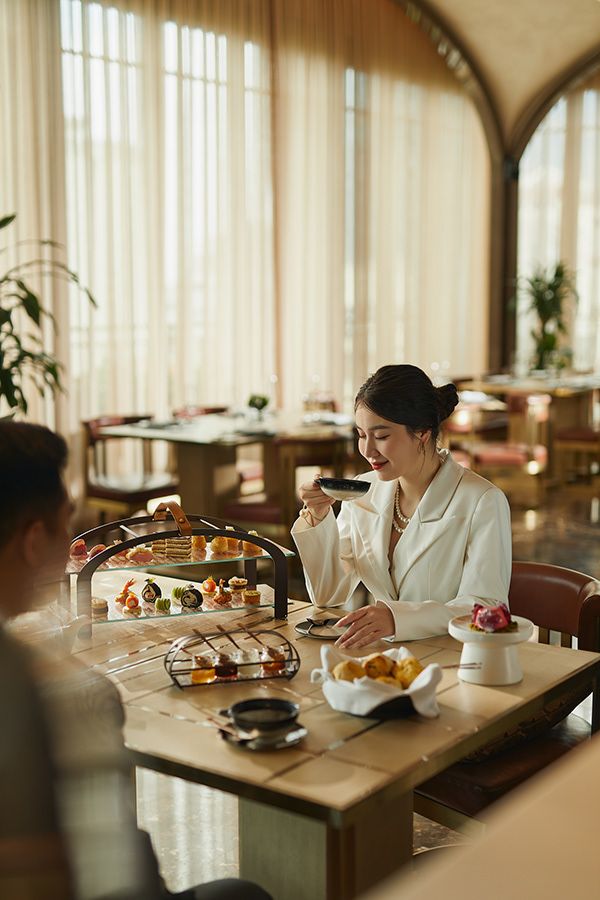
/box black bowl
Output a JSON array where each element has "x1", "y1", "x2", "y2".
[
  {"x1": 227, "y1": 698, "x2": 300, "y2": 733},
  {"x1": 316, "y1": 476, "x2": 370, "y2": 501}
]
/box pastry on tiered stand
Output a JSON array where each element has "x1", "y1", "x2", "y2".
[
  {"x1": 200, "y1": 576, "x2": 217, "y2": 605},
  {"x1": 151, "y1": 535, "x2": 192, "y2": 561},
  {"x1": 141, "y1": 578, "x2": 161, "y2": 603},
  {"x1": 228, "y1": 577, "x2": 248, "y2": 607},
  {"x1": 241, "y1": 531, "x2": 262, "y2": 556},
  {"x1": 211, "y1": 580, "x2": 232, "y2": 609}
]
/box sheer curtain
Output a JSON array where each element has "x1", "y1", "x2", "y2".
[
  {"x1": 517, "y1": 70, "x2": 600, "y2": 371},
  {"x1": 2, "y1": 0, "x2": 491, "y2": 433},
  {"x1": 274, "y1": 0, "x2": 490, "y2": 409}
]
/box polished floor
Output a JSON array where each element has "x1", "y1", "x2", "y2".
[{"x1": 136, "y1": 485, "x2": 600, "y2": 894}]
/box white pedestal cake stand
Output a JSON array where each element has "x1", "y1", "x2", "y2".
[{"x1": 448, "y1": 615, "x2": 534, "y2": 686}]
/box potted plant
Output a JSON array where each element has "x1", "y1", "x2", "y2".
[
  {"x1": 0, "y1": 213, "x2": 96, "y2": 415},
  {"x1": 521, "y1": 261, "x2": 578, "y2": 372}
]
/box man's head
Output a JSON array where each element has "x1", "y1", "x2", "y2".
[{"x1": 0, "y1": 422, "x2": 71, "y2": 616}]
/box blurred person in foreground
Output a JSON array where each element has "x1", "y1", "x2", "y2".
[{"x1": 0, "y1": 421, "x2": 271, "y2": 900}]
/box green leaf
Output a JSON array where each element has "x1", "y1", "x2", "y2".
[
  {"x1": 0, "y1": 214, "x2": 16, "y2": 231},
  {"x1": 15, "y1": 281, "x2": 42, "y2": 326}
]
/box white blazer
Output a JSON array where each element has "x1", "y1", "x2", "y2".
[{"x1": 291, "y1": 450, "x2": 512, "y2": 641}]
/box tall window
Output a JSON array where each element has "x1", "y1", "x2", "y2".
[
  {"x1": 517, "y1": 72, "x2": 600, "y2": 370},
  {"x1": 27, "y1": 0, "x2": 492, "y2": 426}
]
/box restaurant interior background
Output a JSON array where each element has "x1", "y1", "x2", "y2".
[{"x1": 2, "y1": 0, "x2": 600, "y2": 893}]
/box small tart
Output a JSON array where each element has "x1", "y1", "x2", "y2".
[{"x1": 242, "y1": 589, "x2": 261, "y2": 606}]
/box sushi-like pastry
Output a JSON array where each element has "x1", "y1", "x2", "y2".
[
  {"x1": 88, "y1": 543, "x2": 106, "y2": 558},
  {"x1": 141, "y1": 578, "x2": 161, "y2": 603},
  {"x1": 362, "y1": 653, "x2": 395, "y2": 679},
  {"x1": 210, "y1": 535, "x2": 229, "y2": 554},
  {"x1": 125, "y1": 592, "x2": 139, "y2": 610},
  {"x1": 225, "y1": 526, "x2": 240, "y2": 553},
  {"x1": 181, "y1": 584, "x2": 203, "y2": 609},
  {"x1": 126, "y1": 546, "x2": 154, "y2": 564},
  {"x1": 123, "y1": 605, "x2": 142, "y2": 617},
  {"x1": 192, "y1": 534, "x2": 207, "y2": 550},
  {"x1": 241, "y1": 530, "x2": 262, "y2": 556},
  {"x1": 115, "y1": 578, "x2": 136, "y2": 605},
  {"x1": 155, "y1": 596, "x2": 171, "y2": 612},
  {"x1": 242, "y1": 589, "x2": 261, "y2": 606},
  {"x1": 110, "y1": 541, "x2": 129, "y2": 560},
  {"x1": 200, "y1": 576, "x2": 217, "y2": 603},
  {"x1": 69, "y1": 538, "x2": 87, "y2": 558},
  {"x1": 392, "y1": 656, "x2": 424, "y2": 689}
]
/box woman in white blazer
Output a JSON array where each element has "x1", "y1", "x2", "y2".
[{"x1": 292, "y1": 365, "x2": 512, "y2": 648}]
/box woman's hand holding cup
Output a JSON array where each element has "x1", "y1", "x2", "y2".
[{"x1": 298, "y1": 473, "x2": 335, "y2": 522}]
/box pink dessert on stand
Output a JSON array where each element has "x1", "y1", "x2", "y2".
[{"x1": 470, "y1": 602, "x2": 518, "y2": 634}]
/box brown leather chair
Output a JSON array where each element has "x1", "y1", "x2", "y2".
[
  {"x1": 414, "y1": 561, "x2": 600, "y2": 834},
  {"x1": 82, "y1": 415, "x2": 179, "y2": 522}
]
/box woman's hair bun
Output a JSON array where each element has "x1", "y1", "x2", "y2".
[{"x1": 435, "y1": 383, "x2": 459, "y2": 423}]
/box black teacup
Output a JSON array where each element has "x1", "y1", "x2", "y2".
[{"x1": 227, "y1": 698, "x2": 299, "y2": 733}]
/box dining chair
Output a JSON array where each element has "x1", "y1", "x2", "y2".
[
  {"x1": 82, "y1": 416, "x2": 179, "y2": 523},
  {"x1": 468, "y1": 393, "x2": 551, "y2": 506},
  {"x1": 413, "y1": 561, "x2": 600, "y2": 835},
  {"x1": 553, "y1": 425, "x2": 600, "y2": 485},
  {"x1": 220, "y1": 434, "x2": 349, "y2": 548}
]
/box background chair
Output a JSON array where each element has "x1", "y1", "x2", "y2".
[
  {"x1": 220, "y1": 434, "x2": 348, "y2": 547},
  {"x1": 467, "y1": 393, "x2": 551, "y2": 506},
  {"x1": 553, "y1": 425, "x2": 600, "y2": 485},
  {"x1": 414, "y1": 561, "x2": 600, "y2": 834},
  {"x1": 82, "y1": 416, "x2": 179, "y2": 522}
]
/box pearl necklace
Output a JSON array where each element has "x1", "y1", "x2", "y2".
[{"x1": 392, "y1": 482, "x2": 411, "y2": 534}]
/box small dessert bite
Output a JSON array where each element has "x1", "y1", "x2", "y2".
[
  {"x1": 155, "y1": 596, "x2": 171, "y2": 613},
  {"x1": 180, "y1": 584, "x2": 203, "y2": 610},
  {"x1": 236, "y1": 648, "x2": 261, "y2": 678},
  {"x1": 210, "y1": 535, "x2": 229, "y2": 555},
  {"x1": 141, "y1": 578, "x2": 161, "y2": 603},
  {"x1": 212, "y1": 579, "x2": 232, "y2": 609},
  {"x1": 228, "y1": 576, "x2": 248, "y2": 607},
  {"x1": 91, "y1": 597, "x2": 108, "y2": 618},
  {"x1": 242, "y1": 589, "x2": 261, "y2": 607},
  {"x1": 171, "y1": 585, "x2": 184, "y2": 604},
  {"x1": 191, "y1": 653, "x2": 216, "y2": 684},
  {"x1": 126, "y1": 546, "x2": 154, "y2": 564},
  {"x1": 241, "y1": 530, "x2": 262, "y2": 556},
  {"x1": 191, "y1": 534, "x2": 207, "y2": 551},
  {"x1": 225, "y1": 525, "x2": 240, "y2": 553},
  {"x1": 110, "y1": 541, "x2": 129, "y2": 561},
  {"x1": 470, "y1": 602, "x2": 517, "y2": 633},
  {"x1": 260, "y1": 646, "x2": 286, "y2": 675},
  {"x1": 115, "y1": 578, "x2": 136, "y2": 605},
  {"x1": 214, "y1": 652, "x2": 238, "y2": 680},
  {"x1": 200, "y1": 576, "x2": 217, "y2": 604},
  {"x1": 69, "y1": 538, "x2": 88, "y2": 559},
  {"x1": 151, "y1": 536, "x2": 191, "y2": 561}
]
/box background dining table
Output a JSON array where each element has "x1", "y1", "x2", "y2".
[
  {"x1": 99, "y1": 412, "x2": 354, "y2": 516},
  {"x1": 70, "y1": 582, "x2": 600, "y2": 900}
]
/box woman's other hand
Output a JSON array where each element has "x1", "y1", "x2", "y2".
[
  {"x1": 298, "y1": 473, "x2": 335, "y2": 520},
  {"x1": 334, "y1": 603, "x2": 395, "y2": 649}
]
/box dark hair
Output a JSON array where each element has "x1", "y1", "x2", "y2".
[
  {"x1": 0, "y1": 422, "x2": 68, "y2": 549},
  {"x1": 354, "y1": 364, "x2": 459, "y2": 444}
]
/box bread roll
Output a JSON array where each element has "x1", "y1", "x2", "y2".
[
  {"x1": 363, "y1": 653, "x2": 395, "y2": 679},
  {"x1": 332, "y1": 660, "x2": 366, "y2": 682},
  {"x1": 375, "y1": 675, "x2": 398, "y2": 685},
  {"x1": 393, "y1": 656, "x2": 424, "y2": 689}
]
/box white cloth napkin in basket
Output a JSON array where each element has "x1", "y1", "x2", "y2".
[{"x1": 311, "y1": 645, "x2": 442, "y2": 718}]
